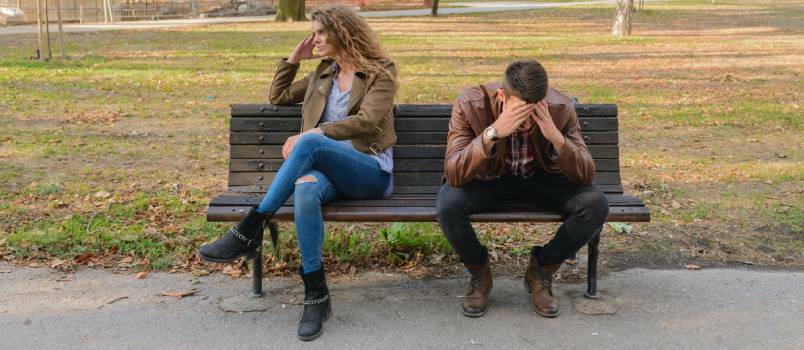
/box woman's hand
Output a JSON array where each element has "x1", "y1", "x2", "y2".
[
  {"x1": 282, "y1": 128, "x2": 323, "y2": 159},
  {"x1": 287, "y1": 35, "x2": 319, "y2": 64}
]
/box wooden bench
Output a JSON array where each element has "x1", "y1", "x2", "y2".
[{"x1": 207, "y1": 103, "x2": 651, "y2": 299}]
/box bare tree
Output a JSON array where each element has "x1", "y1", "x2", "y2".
[
  {"x1": 276, "y1": 0, "x2": 306, "y2": 22},
  {"x1": 612, "y1": 0, "x2": 634, "y2": 37}
]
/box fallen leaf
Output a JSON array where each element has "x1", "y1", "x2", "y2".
[
  {"x1": 50, "y1": 259, "x2": 68, "y2": 269},
  {"x1": 608, "y1": 222, "x2": 633, "y2": 234},
  {"x1": 160, "y1": 288, "x2": 200, "y2": 299},
  {"x1": 94, "y1": 191, "x2": 111, "y2": 199},
  {"x1": 222, "y1": 265, "x2": 243, "y2": 277},
  {"x1": 136, "y1": 272, "x2": 148, "y2": 279},
  {"x1": 74, "y1": 253, "x2": 95, "y2": 265},
  {"x1": 120, "y1": 256, "x2": 134, "y2": 264},
  {"x1": 97, "y1": 296, "x2": 129, "y2": 309},
  {"x1": 55, "y1": 275, "x2": 74, "y2": 282},
  {"x1": 191, "y1": 269, "x2": 209, "y2": 277},
  {"x1": 685, "y1": 264, "x2": 701, "y2": 270}
]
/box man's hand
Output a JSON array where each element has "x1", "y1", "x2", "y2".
[
  {"x1": 491, "y1": 99, "x2": 534, "y2": 139},
  {"x1": 533, "y1": 99, "x2": 565, "y2": 151},
  {"x1": 282, "y1": 128, "x2": 323, "y2": 159},
  {"x1": 287, "y1": 35, "x2": 319, "y2": 64}
]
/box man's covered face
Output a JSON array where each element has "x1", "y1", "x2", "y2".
[{"x1": 498, "y1": 88, "x2": 535, "y2": 132}]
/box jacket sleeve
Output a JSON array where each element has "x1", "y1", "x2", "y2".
[
  {"x1": 552, "y1": 104, "x2": 596, "y2": 185},
  {"x1": 443, "y1": 100, "x2": 496, "y2": 187},
  {"x1": 268, "y1": 59, "x2": 308, "y2": 105},
  {"x1": 320, "y1": 63, "x2": 397, "y2": 140}
]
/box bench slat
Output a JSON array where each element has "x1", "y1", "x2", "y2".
[
  {"x1": 231, "y1": 104, "x2": 618, "y2": 119},
  {"x1": 229, "y1": 158, "x2": 621, "y2": 172},
  {"x1": 230, "y1": 144, "x2": 619, "y2": 159},
  {"x1": 227, "y1": 171, "x2": 622, "y2": 187},
  {"x1": 230, "y1": 131, "x2": 618, "y2": 145},
  {"x1": 210, "y1": 194, "x2": 646, "y2": 207},
  {"x1": 207, "y1": 204, "x2": 649, "y2": 222},
  {"x1": 225, "y1": 184, "x2": 625, "y2": 195},
  {"x1": 230, "y1": 117, "x2": 618, "y2": 133}
]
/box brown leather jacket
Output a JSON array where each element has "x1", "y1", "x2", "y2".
[
  {"x1": 444, "y1": 82, "x2": 595, "y2": 187},
  {"x1": 269, "y1": 58, "x2": 397, "y2": 155}
]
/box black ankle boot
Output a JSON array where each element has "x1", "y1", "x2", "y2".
[
  {"x1": 197, "y1": 208, "x2": 270, "y2": 263},
  {"x1": 298, "y1": 267, "x2": 331, "y2": 341}
]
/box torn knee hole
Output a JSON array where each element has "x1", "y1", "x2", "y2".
[{"x1": 295, "y1": 176, "x2": 318, "y2": 185}]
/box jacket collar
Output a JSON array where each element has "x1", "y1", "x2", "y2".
[
  {"x1": 317, "y1": 59, "x2": 368, "y2": 80},
  {"x1": 479, "y1": 82, "x2": 504, "y2": 122}
]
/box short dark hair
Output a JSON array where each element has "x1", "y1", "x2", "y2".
[{"x1": 502, "y1": 60, "x2": 549, "y2": 103}]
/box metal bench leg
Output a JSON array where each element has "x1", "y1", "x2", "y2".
[
  {"x1": 250, "y1": 244, "x2": 263, "y2": 298},
  {"x1": 267, "y1": 222, "x2": 279, "y2": 255},
  {"x1": 584, "y1": 230, "x2": 601, "y2": 300},
  {"x1": 249, "y1": 222, "x2": 279, "y2": 298}
]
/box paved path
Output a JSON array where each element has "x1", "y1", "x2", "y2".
[
  {"x1": 1, "y1": 262, "x2": 801, "y2": 349},
  {"x1": 0, "y1": 1, "x2": 613, "y2": 35}
]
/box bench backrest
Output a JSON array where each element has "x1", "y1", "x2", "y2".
[{"x1": 227, "y1": 104, "x2": 622, "y2": 195}]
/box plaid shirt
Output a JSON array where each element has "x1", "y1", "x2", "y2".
[{"x1": 504, "y1": 130, "x2": 537, "y2": 177}]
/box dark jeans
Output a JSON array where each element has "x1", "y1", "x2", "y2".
[{"x1": 436, "y1": 172, "x2": 609, "y2": 266}]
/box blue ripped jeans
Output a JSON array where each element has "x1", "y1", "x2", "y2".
[{"x1": 255, "y1": 133, "x2": 391, "y2": 273}]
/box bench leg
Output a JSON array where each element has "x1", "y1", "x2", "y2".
[
  {"x1": 250, "y1": 244, "x2": 263, "y2": 298},
  {"x1": 249, "y1": 222, "x2": 279, "y2": 298},
  {"x1": 584, "y1": 230, "x2": 602, "y2": 300},
  {"x1": 267, "y1": 222, "x2": 279, "y2": 254},
  {"x1": 249, "y1": 223, "x2": 268, "y2": 298}
]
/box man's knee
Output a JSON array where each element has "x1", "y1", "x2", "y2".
[
  {"x1": 572, "y1": 190, "x2": 609, "y2": 222},
  {"x1": 436, "y1": 184, "x2": 470, "y2": 222}
]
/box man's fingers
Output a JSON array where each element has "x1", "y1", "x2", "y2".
[{"x1": 514, "y1": 104, "x2": 535, "y2": 119}]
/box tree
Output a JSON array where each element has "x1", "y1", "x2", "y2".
[
  {"x1": 276, "y1": 0, "x2": 306, "y2": 22},
  {"x1": 431, "y1": 0, "x2": 440, "y2": 17},
  {"x1": 612, "y1": 0, "x2": 634, "y2": 37}
]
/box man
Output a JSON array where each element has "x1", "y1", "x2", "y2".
[{"x1": 436, "y1": 60, "x2": 608, "y2": 318}]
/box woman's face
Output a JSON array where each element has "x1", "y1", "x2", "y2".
[{"x1": 311, "y1": 20, "x2": 334, "y2": 57}]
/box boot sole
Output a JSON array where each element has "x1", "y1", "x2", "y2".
[
  {"x1": 298, "y1": 308, "x2": 332, "y2": 342},
  {"x1": 523, "y1": 279, "x2": 560, "y2": 318},
  {"x1": 197, "y1": 249, "x2": 258, "y2": 264},
  {"x1": 462, "y1": 307, "x2": 487, "y2": 318}
]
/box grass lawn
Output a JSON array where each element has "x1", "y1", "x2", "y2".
[{"x1": 0, "y1": 0, "x2": 801, "y2": 276}]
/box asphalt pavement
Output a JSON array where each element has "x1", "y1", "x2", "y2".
[{"x1": 1, "y1": 262, "x2": 801, "y2": 349}]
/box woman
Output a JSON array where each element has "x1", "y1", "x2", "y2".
[{"x1": 198, "y1": 5, "x2": 397, "y2": 341}]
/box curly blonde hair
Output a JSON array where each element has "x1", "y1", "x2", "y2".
[{"x1": 311, "y1": 5, "x2": 395, "y2": 82}]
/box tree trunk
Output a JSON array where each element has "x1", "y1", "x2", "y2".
[
  {"x1": 431, "y1": 0, "x2": 439, "y2": 17},
  {"x1": 612, "y1": 0, "x2": 633, "y2": 37},
  {"x1": 276, "y1": 0, "x2": 306, "y2": 22}
]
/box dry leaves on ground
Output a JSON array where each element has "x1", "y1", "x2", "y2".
[{"x1": 160, "y1": 288, "x2": 200, "y2": 299}]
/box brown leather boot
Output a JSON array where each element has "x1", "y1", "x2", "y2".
[
  {"x1": 524, "y1": 251, "x2": 561, "y2": 317},
  {"x1": 462, "y1": 257, "x2": 493, "y2": 317}
]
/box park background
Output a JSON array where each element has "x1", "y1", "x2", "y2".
[{"x1": 0, "y1": 0, "x2": 801, "y2": 279}]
